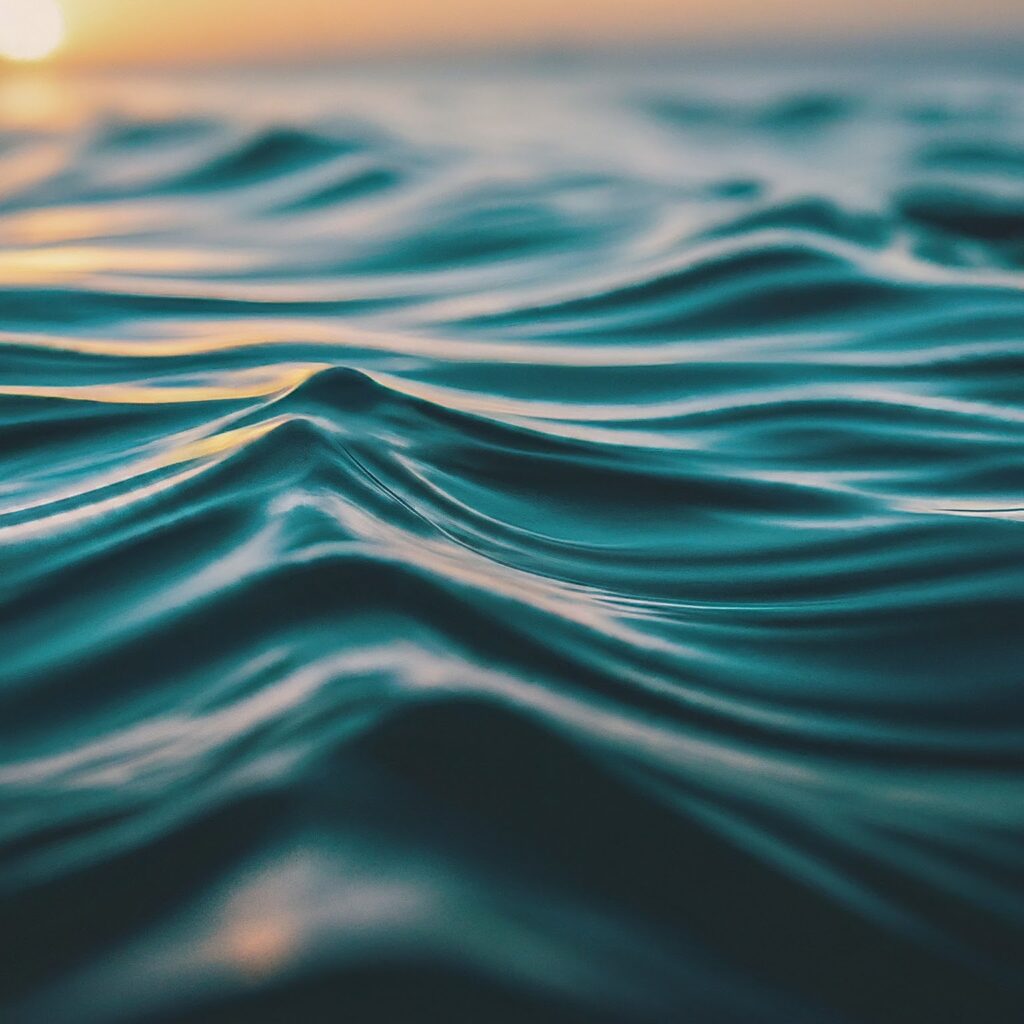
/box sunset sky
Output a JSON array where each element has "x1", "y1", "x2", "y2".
[{"x1": 10, "y1": 0, "x2": 1024, "y2": 67}]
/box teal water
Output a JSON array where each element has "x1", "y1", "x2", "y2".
[{"x1": 1, "y1": 55, "x2": 1024, "y2": 1023}]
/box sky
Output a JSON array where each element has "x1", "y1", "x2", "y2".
[{"x1": 33, "y1": 0, "x2": 1024, "y2": 66}]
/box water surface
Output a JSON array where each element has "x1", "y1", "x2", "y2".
[{"x1": 1, "y1": 54, "x2": 1023, "y2": 1023}]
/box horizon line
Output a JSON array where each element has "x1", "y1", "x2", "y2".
[{"x1": 20, "y1": 31, "x2": 1024, "y2": 74}]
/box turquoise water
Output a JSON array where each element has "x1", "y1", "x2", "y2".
[{"x1": 1, "y1": 55, "x2": 1024, "y2": 1022}]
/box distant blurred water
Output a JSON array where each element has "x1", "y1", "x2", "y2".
[{"x1": 1, "y1": 53, "x2": 1023, "y2": 1023}]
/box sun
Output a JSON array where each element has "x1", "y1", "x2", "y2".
[{"x1": 0, "y1": 0, "x2": 65, "y2": 63}]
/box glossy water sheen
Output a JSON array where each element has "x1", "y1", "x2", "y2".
[{"x1": 1, "y1": 56, "x2": 1023, "y2": 1024}]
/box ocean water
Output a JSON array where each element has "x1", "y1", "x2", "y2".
[{"x1": 1, "y1": 53, "x2": 1023, "y2": 1023}]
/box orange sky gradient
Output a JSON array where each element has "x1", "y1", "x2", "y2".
[{"x1": 23, "y1": 0, "x2": 1024, "y2": 67}]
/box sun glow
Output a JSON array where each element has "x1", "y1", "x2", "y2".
[{"x1": 0, "y1": 0, "x2": 65, "y2": 62}]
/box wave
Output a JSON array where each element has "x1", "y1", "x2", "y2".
[
  {"x1": 646, "y1": 91, "x2": 860, "y2": 133},
  {"x1": 148, "y1": 127, "x2": 365, "y2": 193}
]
